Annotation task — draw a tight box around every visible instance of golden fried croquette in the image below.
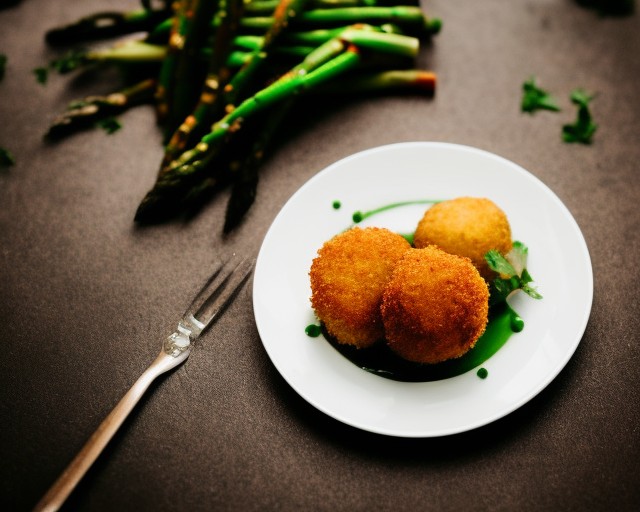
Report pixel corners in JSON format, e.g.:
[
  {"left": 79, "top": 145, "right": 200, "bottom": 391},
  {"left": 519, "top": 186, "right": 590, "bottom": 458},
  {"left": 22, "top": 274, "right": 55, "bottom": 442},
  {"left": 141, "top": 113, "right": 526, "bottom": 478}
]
[
  {"left": 381, "top": 247, "right": 489, "bottom": 364},
  {"left": 310, "top": 227, "right": 410, "bottom": 348},
  {"left": 414, "top": 197, "right": 512, "bottom": 281}
]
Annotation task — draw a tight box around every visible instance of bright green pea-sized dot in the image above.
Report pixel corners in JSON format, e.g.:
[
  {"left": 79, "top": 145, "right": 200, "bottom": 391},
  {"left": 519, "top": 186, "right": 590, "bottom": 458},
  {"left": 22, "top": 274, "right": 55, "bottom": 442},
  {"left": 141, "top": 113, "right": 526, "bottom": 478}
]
[
  {"left": 477, "top": 367, "right": 489, "bottom": 379},
  {"left": 305, "top": 324, "right": 322, "bottom": 337},
  {"left": 510, "top": 314, "right": 525, "bottom": 332},
  {"left": 352, "top": 211, "right": 363, "bottom": 223},
  {"left": 332, "top": 200, "right": 341, "bottom": 210}
]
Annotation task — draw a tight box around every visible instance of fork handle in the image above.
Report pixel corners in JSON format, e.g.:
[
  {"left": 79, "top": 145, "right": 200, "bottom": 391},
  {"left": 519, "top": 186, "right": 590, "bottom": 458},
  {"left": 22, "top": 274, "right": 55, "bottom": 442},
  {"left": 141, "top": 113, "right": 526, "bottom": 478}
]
[{"left": 33, "top": 349, "right": 190, "bottom": 512}]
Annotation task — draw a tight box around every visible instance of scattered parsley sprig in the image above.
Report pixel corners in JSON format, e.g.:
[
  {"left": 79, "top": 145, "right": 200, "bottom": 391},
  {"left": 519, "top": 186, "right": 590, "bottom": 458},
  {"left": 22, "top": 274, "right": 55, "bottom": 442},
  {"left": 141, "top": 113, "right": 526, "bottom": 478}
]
[
  {"left": 562, "top": 89, "right": 597, "bottom": 144},
  {"left": 521, "top": 77, "right": 560, "bottom": 113},
  {"left": 485, "top": 241, "right": 542, "bottom": 305}
]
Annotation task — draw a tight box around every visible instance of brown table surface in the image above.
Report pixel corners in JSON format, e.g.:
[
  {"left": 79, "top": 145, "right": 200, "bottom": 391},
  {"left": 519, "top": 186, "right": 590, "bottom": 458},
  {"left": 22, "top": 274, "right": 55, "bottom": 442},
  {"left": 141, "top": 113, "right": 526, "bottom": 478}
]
[{"left": 2, "top": 1, "right": 639, "bottom": 510}]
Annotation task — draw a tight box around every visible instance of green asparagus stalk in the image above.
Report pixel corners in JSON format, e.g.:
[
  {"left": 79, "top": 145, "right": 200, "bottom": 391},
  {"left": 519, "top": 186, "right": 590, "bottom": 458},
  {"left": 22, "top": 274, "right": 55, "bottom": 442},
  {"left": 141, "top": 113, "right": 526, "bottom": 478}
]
[
  {"left": 313, "top": 68, "right": 435, "bottom": 94},
  {"left": 165, "top": 0, "right": 221, "bottom": 138},
  {"left": 45, "top": 78, "right": 157, "bottom": 140},
  {"left": 240, "top": 7, "right": 441, "bottom": 36},
  {"left": 45, "top": 6, "right": 172, "bottom": 46},
  {"left": 155, "top": 0, "right": 195, "bottom": 123},
  {"left": 244, "top": 0, "right": 419, "bottom": 15}
]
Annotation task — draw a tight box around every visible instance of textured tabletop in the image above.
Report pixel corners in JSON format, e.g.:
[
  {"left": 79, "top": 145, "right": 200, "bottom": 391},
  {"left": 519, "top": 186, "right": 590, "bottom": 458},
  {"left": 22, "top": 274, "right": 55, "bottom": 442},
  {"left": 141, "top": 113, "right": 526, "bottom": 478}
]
[{"left": 1, "top": 1, "right": 639, "bottom": 511}]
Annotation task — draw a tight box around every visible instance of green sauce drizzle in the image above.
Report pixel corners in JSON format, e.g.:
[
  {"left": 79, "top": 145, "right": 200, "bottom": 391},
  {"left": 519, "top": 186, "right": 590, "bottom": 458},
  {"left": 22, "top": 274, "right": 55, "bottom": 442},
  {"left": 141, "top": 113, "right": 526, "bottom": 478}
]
[{"left": 352, "top": 199, "right": 440, "bottom": 224}]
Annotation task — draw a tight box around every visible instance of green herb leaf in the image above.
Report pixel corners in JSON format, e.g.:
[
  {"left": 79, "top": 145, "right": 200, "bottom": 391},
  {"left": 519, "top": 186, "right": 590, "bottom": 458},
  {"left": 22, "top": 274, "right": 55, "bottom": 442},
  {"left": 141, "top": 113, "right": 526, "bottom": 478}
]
[
  {"left": 0, "top": 146, "right": 15, "bottom": 167},
  {"left": 522, "top": 283, "right": 543, "bottom": 300},
  {"left": 97, "top": 117, "right": 122, "bottom": 134},
  {"left": 521, "top": 77, "right": 561, "bottom": 113},
  {"left": 0, "top": 54, "right": 7, "bottom": 82},
  {"left": 485, "top": 242, "right": 542, "bottom": 305},
  {"left": 506, "top": 241, "right": 528, "bottom": 275},
  {"left": 485, "top": 250, "right": 517, "bottom": 277},
  {"left": 33, "top": 67, "right": 48, "bottom": 85},
  {"left": 562, "top": 89, "right": 597, "bottom": 144}
]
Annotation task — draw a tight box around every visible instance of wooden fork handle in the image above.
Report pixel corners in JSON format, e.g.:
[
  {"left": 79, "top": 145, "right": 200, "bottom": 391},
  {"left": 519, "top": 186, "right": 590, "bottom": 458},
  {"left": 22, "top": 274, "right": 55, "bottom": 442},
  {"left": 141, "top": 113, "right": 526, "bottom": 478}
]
[{"left": 33, "top": 349, "right": 189, "bottom": 512}]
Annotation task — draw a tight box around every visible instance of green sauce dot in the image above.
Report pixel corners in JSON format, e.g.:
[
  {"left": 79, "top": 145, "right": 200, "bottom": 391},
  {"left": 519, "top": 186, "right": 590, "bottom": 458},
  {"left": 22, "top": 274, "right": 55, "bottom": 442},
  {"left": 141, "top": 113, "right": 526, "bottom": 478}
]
[
  {"left": 305, "top": 324, "right": 322, "bottom": 337},
  {"left": 477, "top": 367, "right": 489, "bottom": 379},
  {"left": 332, "top": 200, "right": 341, "bottom": 210},
  {"left": 352, "top": 211, "right": 363, "bottom": 223},
  {"left": 511, "top": 315, "right": 525, "bottom": 333}
]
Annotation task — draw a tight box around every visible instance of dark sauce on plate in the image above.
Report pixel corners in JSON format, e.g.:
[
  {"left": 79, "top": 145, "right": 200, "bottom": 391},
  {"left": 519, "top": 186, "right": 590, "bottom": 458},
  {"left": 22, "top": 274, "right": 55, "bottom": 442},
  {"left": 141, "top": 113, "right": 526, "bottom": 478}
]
[{"left": 316, "top": 302, "right": 522, "bottom": 382}]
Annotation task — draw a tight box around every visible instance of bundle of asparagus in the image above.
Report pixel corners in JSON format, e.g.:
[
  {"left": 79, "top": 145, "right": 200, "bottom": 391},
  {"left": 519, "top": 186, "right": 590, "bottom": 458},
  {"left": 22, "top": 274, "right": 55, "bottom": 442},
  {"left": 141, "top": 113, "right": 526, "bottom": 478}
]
[{"left": 42, "top": 0, "right": 441, "bottom": 231}]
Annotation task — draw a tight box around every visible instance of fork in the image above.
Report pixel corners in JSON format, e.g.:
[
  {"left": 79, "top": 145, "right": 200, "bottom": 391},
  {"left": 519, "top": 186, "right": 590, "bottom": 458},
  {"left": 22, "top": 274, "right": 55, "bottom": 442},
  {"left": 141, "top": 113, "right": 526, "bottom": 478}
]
[{"left": 33, "top": 257, "right": 254, "bottom": 512}]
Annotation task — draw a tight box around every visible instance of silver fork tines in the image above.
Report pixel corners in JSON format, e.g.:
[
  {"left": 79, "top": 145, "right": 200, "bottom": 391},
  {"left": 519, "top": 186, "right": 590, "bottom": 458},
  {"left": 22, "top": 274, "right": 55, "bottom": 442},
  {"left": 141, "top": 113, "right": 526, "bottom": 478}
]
[
  {"left": 166, "top": 257, "right": 254, "bottom": 355},
  {"left": 185, "top": 257, "right": 254, "bottom": 337}
]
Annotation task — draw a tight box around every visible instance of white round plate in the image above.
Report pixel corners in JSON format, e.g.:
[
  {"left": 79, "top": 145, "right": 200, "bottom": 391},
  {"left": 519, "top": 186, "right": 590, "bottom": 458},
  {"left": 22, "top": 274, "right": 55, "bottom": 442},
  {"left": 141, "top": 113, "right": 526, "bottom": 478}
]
[{"left": 253, "top": 142, "right": 593, "bottom": 437}]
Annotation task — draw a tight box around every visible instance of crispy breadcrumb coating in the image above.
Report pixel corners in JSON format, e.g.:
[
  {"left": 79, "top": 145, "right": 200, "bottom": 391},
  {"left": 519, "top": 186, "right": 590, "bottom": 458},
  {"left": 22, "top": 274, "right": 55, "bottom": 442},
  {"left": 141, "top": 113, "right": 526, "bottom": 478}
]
[
  {"left": 414, "top": 197, "right": 512, "bottom": 281},
  {"left": 381, "top": 247, "right": 489, "bottom": 364},
  {"left": 310, "top": 227, "right": 410, "bottom": 348}
]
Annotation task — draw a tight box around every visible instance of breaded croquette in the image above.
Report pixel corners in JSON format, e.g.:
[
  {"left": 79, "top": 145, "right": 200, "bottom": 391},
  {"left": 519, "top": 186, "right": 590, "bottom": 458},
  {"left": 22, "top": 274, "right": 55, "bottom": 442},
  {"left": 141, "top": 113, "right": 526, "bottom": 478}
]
[
  {"left": 413, "top": 197, "right": 512, "bottom": 281},
  {"left": 310, "top": 227, "right": 410, "bottom": 348},
  {"left": 381, "top": 247, "right": 489, "bottom": 364}
]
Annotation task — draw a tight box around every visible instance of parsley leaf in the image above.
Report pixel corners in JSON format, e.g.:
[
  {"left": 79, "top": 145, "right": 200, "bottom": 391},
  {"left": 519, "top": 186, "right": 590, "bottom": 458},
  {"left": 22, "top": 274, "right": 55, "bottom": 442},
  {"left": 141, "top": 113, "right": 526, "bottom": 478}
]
[
  {"left": 0, "top": 146, "right": 15, "bottom": 167},
  {"left": 521, "top": 77, "right": 561, "bottom": 113},
  {"left": 0, "top": 54, "right": 6, "bottom": 82},
  {"left": 485, "top": 242, "right": 542, "bottom": 305},
  {"left": 562, "top": 89, "right": 597, "bottom": 144}
]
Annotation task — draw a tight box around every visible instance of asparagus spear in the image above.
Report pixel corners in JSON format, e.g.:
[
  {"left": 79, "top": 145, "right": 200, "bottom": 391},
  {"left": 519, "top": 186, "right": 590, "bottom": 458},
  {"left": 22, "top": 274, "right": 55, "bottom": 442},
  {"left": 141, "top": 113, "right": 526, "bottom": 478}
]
[
  {"left": 165, "top": 0, "right": 221, "bottom": 138},
  {"left": 313, "top": 68, "right": 435, "bottom": 94},
  {"left": 245, "top": 0, "right": 420, "bottom": 15},
  {"left": 45, "top": 79, "right": 157, "bottom": 140},
  {"left": 155, "top": 0, "right": 196, "bottom": 123},
  {"left": 240, "top": 6, "right": 441, "bottom": 37},
  {"left": 45, "top": 6, "right": 172, "bottom": 47}
]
